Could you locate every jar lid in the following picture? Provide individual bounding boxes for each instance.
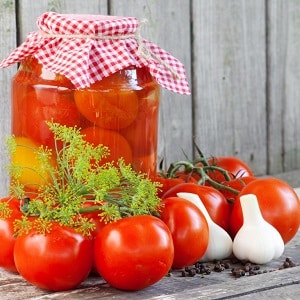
[0,12,190,95]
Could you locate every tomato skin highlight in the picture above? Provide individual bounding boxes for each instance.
[160,197,209,269]
[14,222,93,291]
[94,215,174,291]
[229,178,300,244]
[0,197,22,273]
[162,183,231,232]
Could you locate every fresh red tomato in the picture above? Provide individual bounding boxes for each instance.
[205,156,254,183]
[162,183,231,232]
[22,87,81,149]
[74,72,139,130]
[155,176,191,198]
[155,172,197,198]
[14,222,93,291]
[0,197,22,273]
[230,177,300,243]
[81,126,132,166]
[94,215,174,291]
[219,176,257,203]
[160,197,209,269]
[79,201,107,274]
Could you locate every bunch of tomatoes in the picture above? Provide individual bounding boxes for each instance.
[0,155,300,292]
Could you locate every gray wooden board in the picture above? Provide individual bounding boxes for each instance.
[0,230,299,299]
[1,0,300,194]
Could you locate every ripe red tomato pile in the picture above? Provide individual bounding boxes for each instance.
[156,155,300,245]
[0,155,300,293]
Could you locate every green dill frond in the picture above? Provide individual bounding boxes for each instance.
[5,135,17,154]
[0,202,13,219]
[73,217,96,237]
[7,122,162,235]
[35,146,54,174]
[52,203,80,226]
[14,215,33,236]
[90,166,121,197]
[129,178,162,215]
[99,203,122,223]
[25,199,49,217]
[8,164,22,180]
[33,218,53,235]
[9,180,27,199]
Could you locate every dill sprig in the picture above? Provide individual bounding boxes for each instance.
[4,122,162,236]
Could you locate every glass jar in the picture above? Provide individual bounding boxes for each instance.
[12,56,160,178]
[1,12,190,193]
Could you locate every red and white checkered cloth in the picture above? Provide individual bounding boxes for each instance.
[0,12,190,95]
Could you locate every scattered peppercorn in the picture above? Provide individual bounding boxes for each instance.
[176,257,298,279]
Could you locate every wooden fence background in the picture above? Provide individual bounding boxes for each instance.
[0,0,300,196]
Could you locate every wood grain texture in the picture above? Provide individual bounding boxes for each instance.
[0,229,299,299]
[266,0,288,174]
[17,0,109,42]
[0,0,17,197]
[192,0,267,175]
[1,0,300,193]
[282,1,300,172]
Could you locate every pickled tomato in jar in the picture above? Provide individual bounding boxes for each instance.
[0,12,190,182]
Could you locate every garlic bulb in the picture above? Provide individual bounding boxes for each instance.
[233,193,284,264]
[177,192,233,262]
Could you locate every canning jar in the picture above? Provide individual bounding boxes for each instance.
[0,12,190,184]
[12,56,160,178]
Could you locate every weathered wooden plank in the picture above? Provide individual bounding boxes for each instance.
[110,0,193,167]
[18,0,108,42]
[0,0,17,197]
[267,0,300,176]
[266,0,288,175]
[232,281,300,300]
[282,1,300,172]
[153,267,300,299]
[0,229,299,299]
[192,0,267,176]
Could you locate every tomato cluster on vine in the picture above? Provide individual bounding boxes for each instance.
[155,153,300,245]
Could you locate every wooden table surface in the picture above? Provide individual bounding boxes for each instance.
[0,231,299,299]
[0,183,299,299]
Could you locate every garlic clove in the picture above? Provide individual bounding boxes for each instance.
[233,224,280,264]
[177,192,233,262]
[232,194,284,264]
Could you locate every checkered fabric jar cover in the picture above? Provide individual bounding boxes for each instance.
[0,12,190,94]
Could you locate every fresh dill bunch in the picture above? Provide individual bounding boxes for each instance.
[6,122,162,235]
[0,201,12,219]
